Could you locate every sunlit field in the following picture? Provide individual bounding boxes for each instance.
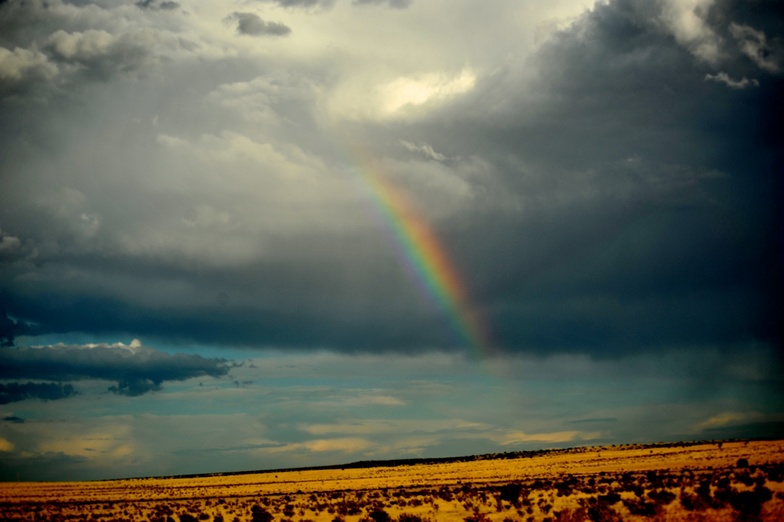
[1,440,782,521]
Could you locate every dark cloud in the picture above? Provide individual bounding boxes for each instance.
[0,342,230,396]
[0,1,170,95]
[264,0,411,8]
[0,0,780,359]
[0,303,31,347]
[353,0,412,8]
[0,382,76,404]
[401,0,784,355]
[108,378,162,397]
[259,0,335,8]
[226,12,291,37]
[0,450,89,482]
[136,0,180,10]
[2,415,25,423]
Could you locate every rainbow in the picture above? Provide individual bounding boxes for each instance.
[345,147,493,355]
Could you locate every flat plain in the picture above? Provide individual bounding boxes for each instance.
[1,440,782,521]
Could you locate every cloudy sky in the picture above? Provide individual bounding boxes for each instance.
[0,0,782,481]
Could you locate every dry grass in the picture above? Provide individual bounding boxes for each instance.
[1,440,782,521]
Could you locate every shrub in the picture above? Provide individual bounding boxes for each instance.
[597,492,620,505]
[250,505,273,522]
[680,491,710,512]
[728,486,773,521]
[498,482,523,507]
[622,498,658,517]
[365,507,392,522]
[647,489,676,506]
[586,500,623,522]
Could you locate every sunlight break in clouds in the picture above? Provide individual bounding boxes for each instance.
[380,69,476,116]
[0,438,13,452]
[268,437,374,455]
[326,68,477,121]
[499,431,601,446]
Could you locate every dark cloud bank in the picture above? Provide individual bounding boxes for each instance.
[226,12,291,37]
[0,343,230,398]
[0,382,76,405]
[0,0,781,363]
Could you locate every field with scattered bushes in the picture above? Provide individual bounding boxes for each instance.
[1,440,782,521]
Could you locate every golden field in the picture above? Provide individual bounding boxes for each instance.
[1,440,783,521]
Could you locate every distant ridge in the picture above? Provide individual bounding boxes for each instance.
[116,438,766,483]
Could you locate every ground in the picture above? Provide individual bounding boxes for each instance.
[1,440,783,521]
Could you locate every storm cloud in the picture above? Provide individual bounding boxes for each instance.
[1,0,779,357]
[0,382,76,404]
[0,0,781,481]
[226,12,291,37]
[136,0,180,10]
[0,341,230,396]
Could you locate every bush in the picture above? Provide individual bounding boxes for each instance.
[647,489,676,506]
[499,483,525,507]
[586,500,623,522]
[729,486,773,521]
[364,507,392,522]
[622,498,658,517]
[250,505,273,522]
[597,492,620,505]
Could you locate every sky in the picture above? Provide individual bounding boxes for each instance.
[0,0,782,481]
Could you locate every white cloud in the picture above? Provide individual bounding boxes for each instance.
[695,411,765,431]
[0,233,22,257]
[704,71,759,89]
[263,437,374,455]
[659,0,722,63]
[38,423,135,460]
[400,141,447,162]
[730,23,782,73]
[305,437,373,452]
[45,28,162,78]
[328,68,476,121]
[0,47,58,95]
[301,419,485,436]
[381,69,476,115]
[497,429,601,445]
[0,47,58,81]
